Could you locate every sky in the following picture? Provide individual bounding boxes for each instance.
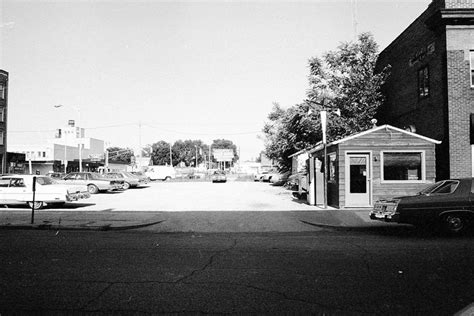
[0,0,432,161]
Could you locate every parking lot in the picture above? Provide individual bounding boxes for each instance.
[83,181,316,212]
[2,180,316,212]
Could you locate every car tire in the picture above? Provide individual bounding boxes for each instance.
[163,176,171,182]
[123,182,130,190]
[28,201,44,209]
[441,213,469,235]
[87,184,99,194]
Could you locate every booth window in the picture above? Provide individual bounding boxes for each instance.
[328,154,337,182]
[0,83,5,100]
[382,152,423,181]
[470,50,474,88]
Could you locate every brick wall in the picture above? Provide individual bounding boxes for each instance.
[375,3,450,180]
[447,50,473,178]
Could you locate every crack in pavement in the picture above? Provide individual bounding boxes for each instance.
[79,238,239,311]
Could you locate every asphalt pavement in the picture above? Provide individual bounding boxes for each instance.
[0,207,399,232]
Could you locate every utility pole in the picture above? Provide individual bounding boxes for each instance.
[351,0,358,40]
[169,143,173,166]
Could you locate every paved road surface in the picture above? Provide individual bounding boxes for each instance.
[1,228,473,314]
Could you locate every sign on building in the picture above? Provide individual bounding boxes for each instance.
[212,149,234,162]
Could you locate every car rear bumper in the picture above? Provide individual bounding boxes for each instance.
[67,192,91,201]
[369,211,400,222]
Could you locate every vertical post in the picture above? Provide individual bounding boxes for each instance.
[320,110,328,209]
[78,143,82,172]
[169,143,173,166]
[64,131,68,173]
[209,146,211,169]
[31,176,37,224]
[195,146,198,168]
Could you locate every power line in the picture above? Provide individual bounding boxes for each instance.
[143,123,261,136]
[9,122,262,137]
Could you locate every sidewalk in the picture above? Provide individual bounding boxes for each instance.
[0,208,397,232]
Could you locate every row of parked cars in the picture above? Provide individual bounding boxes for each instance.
[254,169,290,186]
[0,171,152,210]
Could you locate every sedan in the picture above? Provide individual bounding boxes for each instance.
[58,172,123,194]
[0,175,90,209]
[211,171,227,183]
[104,172,147,189]
[370,178,474,234]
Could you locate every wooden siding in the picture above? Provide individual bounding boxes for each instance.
[326,128,437,208]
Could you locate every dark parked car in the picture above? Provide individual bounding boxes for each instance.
[211,171,227,183]
[370,178,474,234]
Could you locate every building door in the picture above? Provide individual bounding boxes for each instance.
[346,153,371,207]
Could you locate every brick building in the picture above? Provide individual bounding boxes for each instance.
[375,0,474,180]
[0,70,8,174]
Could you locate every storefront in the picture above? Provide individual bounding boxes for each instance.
[308,125,440,208]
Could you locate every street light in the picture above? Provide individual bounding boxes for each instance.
[54,104,82,172]
[306,89,340,209]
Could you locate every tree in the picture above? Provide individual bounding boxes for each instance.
[172,140,207,167]
[306,32,391,141]
[262,103,317,171]
[107,147,134,164]
[262,33,390,168]
[150,141,172,166]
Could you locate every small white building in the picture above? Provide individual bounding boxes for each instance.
[9,121,106,174]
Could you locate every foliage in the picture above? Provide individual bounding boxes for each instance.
[145,139,236,167]
[262,32,390,169]
[150,141,172,166]
[107,147,134,164]
[307,32,391,140]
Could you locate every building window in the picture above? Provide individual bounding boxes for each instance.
[0,108,4,122]
[327,154,337,182]
[418,66,430,98]
[382,152,424,181]
[470,51,474,88]
[0,132,4,145]
[0,84,5,100]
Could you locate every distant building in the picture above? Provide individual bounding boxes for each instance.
[9,120,106,174]
[375,0,474,180]
[0,70,8,174]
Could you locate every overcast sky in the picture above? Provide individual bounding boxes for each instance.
[1,0,431,160]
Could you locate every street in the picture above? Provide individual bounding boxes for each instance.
[1,228,473,314]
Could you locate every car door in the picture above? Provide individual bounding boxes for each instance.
[5,177,30,203]
[63,173,78,185]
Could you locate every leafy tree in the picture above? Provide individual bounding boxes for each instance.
[262,32,390,169]
[107,147,134,164]
[150,141,172,165]
[172,139,207,167]
[306,32,391,141]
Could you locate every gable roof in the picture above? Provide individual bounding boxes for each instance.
[331,124,441,145]
[308,124,441,154]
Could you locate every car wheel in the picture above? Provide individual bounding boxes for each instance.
[441,214,469,235]
[123,182,130,190]
[163,176,171,182]
[28,201,44,209]
[87,184,99,194]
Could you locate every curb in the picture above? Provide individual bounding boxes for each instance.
[0,220,165,231]
[300,220,405,231]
